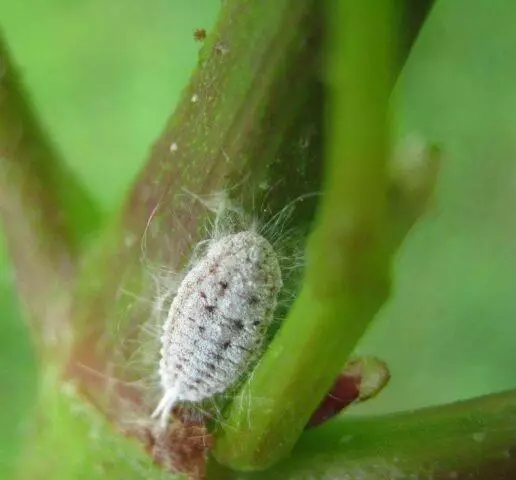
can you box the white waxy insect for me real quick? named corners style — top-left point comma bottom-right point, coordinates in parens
top-left (151, 229), bottom-right (283, 429)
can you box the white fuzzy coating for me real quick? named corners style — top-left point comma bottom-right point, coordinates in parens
top-left (152, 230), bottom-right (283, 428)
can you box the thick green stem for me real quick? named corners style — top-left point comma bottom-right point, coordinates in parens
top-left (65, 1), bottom-right (323, 476)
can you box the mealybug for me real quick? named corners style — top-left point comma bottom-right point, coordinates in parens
top-left (152, 229), bottom-right (282, 429)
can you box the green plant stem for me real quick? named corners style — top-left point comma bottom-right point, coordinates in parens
top-left (67, 0), bottom-right (323, 392)
top-left (0, 29), bottom-right (100, 341)
top-left (65, 1), bottom-right (323, 475)
top-left (212, 0), bottom-right (401, 470)
top-left (242, 389), bottom-right (516, 479)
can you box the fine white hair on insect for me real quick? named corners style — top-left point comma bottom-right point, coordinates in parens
top-left (139, 187), bottom-right (320, 430)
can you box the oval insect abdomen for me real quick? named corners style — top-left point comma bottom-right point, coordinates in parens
top-left (155, 231), bottom-right (282, 425)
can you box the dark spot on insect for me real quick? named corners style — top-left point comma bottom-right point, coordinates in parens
top-left (219, 280), bottom-right (228, 291)
top-left (248, 295), bottom-right (259, 305)
top-left (198, 325), bottom-right (206, 333)
top-left (200, 291), bottom-right (207, 300)
top-left (209, 264), bottom-right (218, 274)
top-left (176, 364), bottom-right (183, 371)
top-left (233, 319), bottom-right (244, 331)
top-left (193, 28), bottom-right (207, 42)
top-left (188, 316), bottom-right (196, 322)
top-left (194, 378), bottom-right (202, 384)
top-left (222, 340), bottom-right (231, 350)
top-left (205, 305), bottom-right (216, 314)
top-left (207, 363), bottom-right (216, 371)
top-left (226, 356), bottom-right (238, 366)
top-left (253, 320), bottom-right (260, 326)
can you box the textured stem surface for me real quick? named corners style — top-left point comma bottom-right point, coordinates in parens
top-left (244, 389), bottom-right (516, 479)
top-left (0, 28), bottom-right (100, 343)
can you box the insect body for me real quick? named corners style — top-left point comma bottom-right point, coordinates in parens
top-left (152, 230), bottom-right (283, 428)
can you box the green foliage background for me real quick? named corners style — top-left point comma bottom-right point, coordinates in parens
top-left (1, 0), bottom-right (516, 478)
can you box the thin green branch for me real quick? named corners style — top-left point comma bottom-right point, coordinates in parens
top-left (245, 389), bottom-right (516, 479)
top-left (0, 28), bottom-right (100, 338)
top-left (212, 0), bottom-right (404, 470)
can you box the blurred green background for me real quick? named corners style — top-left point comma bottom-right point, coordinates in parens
top-left (2, 0), bottom-right (516, 478)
